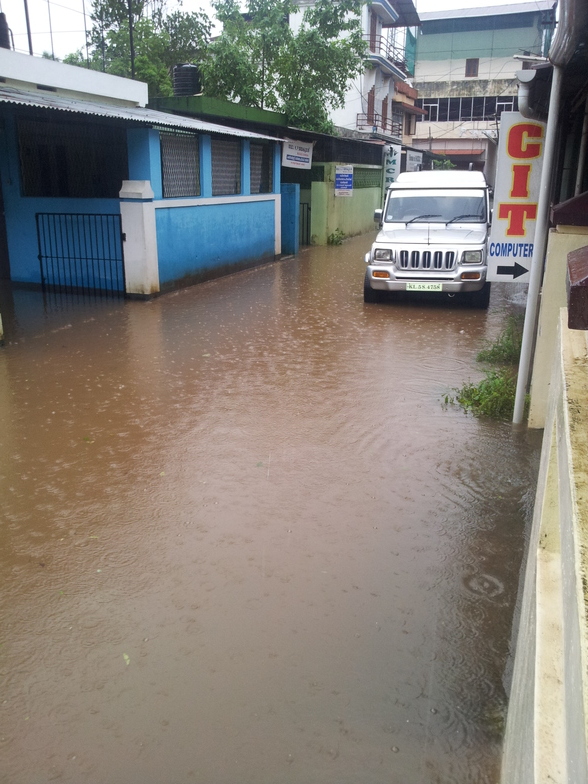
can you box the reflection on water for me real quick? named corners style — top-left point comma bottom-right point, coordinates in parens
top-left (0, 237), bottom-right (540, 784)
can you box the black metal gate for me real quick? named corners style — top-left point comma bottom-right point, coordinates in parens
top-left (299, 202), bottom-right (311, 246)
top-left (36, 213), bottom-right (125, 297)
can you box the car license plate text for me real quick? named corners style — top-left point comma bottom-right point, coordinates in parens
top-left (406, 282), bottom-right (443, 292)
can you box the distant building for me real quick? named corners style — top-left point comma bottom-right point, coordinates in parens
top-left (411, 1), bottom-right (556, 182)
top-left (289, 0), bottom-right (423, 150)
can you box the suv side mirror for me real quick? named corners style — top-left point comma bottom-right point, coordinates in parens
top-left (374, 208), bottom-right (383, 224)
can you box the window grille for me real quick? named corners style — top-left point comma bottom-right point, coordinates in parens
top-left (250, 142), bottom-right (273, 194)
top-left (353, 168), bottom-right (382, 189)
top-left (17, 116), bottom-right (127, 199)
top-left (416, 96), bottom-right (518, 122)
top-left (211, 137), bottom-right (241, 196)
top-left (160, 131), bottom-right (200, 198)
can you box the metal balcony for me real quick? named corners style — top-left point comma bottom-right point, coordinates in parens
top-left (356, 112), bottom-right (402, 139)
top-left (364, 34), bottom-right (411, 78)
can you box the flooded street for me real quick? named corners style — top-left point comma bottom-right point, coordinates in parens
top-left (0, 233), bottom-right (541, 784)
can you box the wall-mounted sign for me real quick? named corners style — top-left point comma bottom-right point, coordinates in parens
top-left (282, 138), bottom-right (313, 170)
top-left (406, 151), bottom-right (422, 172)
top-left (384, 144), bottom-right (401, 192)
top-left (487, 111), bottom-right (546, 283)
top-left (335, 165), bottom-right (353, 197)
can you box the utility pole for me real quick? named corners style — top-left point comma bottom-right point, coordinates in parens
top-left (22, 0), bottom-right (33, 54)
top-left (128, 0), bottom-right (135, 79)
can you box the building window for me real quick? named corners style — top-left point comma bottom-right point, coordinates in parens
top-left (496, 95), bottom-right (518, 116)
top-left (422, 97), bottom-right (439, 122)
top-left (211, 137), bottom-right (242, 196)
top-left (405, 113), bottom-right (416, 136)
top-left (415, 95), bottom-right (518, 122)
top-left (18, 116), bottom-right (128, 198)
top-left (465, 58), bottom-right (479, 77)
top-left (392, 108), bottom-right (403, 137)
top-left (160, 131), bottom-right (200, 198)
top-left (250, 142), bottom-right (273, 194)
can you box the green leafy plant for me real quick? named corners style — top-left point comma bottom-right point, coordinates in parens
top-left (476, 314), bottom-right (524, 364)
top-left (448, 367), bottom-right (522, 420)
top-left (327, 228), bottom-right (345, 245)
top-left (432, 158), bottom-right (456, 170)
top-left (445, 312), bottom-right (527, 420)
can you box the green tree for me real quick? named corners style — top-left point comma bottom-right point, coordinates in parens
top-left (66, 0), bottom-right (211, 97)
top-left (200, 0), bottom-right (367, 132)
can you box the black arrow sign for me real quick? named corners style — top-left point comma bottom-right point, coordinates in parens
top-left (496, 262), bottom-right (529, 279)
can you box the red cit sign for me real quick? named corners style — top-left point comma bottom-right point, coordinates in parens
top-left (488, 112), bottom-right (546, 283)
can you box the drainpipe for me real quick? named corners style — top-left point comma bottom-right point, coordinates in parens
top-left (574, 96), bottom-right (588, 196)
top-left (512, 0), bottom-right (587, 425)
top-left (516, 71), bottom-right (545, 122)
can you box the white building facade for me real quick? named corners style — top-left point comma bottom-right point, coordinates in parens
top-left (411, 1), bottom-right (556, 182)
top-left (290, 0), bottom-right (422, 147)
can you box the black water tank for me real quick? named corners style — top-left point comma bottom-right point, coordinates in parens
top-left (0, 14), bottom-right (11, 50)
top-left (172, 64), bottom-right (202, 96)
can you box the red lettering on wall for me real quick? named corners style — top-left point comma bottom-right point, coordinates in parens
top-left (498, 203), bottom-right (538, 235)
top-left (510, 164), bottom-right (532, 198)
top-left (507, 123), bottom-right (543, 159)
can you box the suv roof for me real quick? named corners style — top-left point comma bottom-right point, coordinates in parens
top-left (389, 170), bottom-right (488, 189)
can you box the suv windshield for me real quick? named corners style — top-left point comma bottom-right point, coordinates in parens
top-left (385, 188), bottom-right (487, 224)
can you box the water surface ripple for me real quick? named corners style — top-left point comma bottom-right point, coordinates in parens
top-left (0, 237), bottom-right (540, 784)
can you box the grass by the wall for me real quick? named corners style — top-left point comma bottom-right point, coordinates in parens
top-left (446, 312), bottom-right (527, 421)
top-left (476, 314), bottom-right (524, 364)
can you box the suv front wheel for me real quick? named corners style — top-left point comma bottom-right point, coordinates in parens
top-left (363, 271), bottom-right (382, 303)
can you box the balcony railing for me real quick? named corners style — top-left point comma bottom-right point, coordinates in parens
top-left (357, 112), bottom-right (402, 139)
top-left (364, 34), bottom-right (410, 76)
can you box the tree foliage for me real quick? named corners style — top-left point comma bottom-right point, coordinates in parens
top-left (200, 0), bottom-right (367, 132)
top-left (65, 0), bottom-right (211, 97)
top-left (64, 0), bottom-right (367, 131)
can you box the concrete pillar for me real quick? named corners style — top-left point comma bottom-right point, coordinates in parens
top-left (280, 183), bottom-right (300, 256)
top-left (242, 140), bottom-right (251, 196)
top-left (200, 136), bottom-right (212, 198)
top-left (273, 142), bottom-right (282, 194)
top-left (127, 128), bottom-right (162, 199)
top-left (119, 180), bottom-right (160, 298)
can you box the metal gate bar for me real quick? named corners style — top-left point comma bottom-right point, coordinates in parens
top-left (299, 202), bottom-right (311, 246)
top-left (36, 213), bottom-right (125, 297)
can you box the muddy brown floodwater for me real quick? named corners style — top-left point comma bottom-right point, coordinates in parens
top-left (0, 233), bottom-right (541, 784)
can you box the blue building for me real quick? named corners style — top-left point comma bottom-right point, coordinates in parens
top-left (0, 48), bottom-right (283, 298)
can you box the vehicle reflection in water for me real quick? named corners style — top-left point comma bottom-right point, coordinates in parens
top-left (0, 234), bottom-right (540, 784)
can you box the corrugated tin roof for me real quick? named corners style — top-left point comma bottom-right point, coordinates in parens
top-left (419, 0), bottom-right (555, 22)
top-left (0, 86), bottom-right (279, 141)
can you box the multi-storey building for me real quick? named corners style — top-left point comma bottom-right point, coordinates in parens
top-left (411, 1), bottom-right (556, 182)
top-left (290, 0), bottom-right (421, 148)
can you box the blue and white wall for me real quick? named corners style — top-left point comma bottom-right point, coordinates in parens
top-left (125, 127), bottom-right (282, 293)
top-left (0, 110), bottom-right (282, 295)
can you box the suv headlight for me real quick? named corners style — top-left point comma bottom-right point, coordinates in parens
top-left (462, 250), bottom-right (483, 264)
top-left (374, 248), bottom-right (392, 261)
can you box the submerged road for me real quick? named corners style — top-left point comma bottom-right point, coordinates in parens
top-left (0, 234), bottom-right (540, 784)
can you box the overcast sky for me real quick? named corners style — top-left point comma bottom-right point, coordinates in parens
top-left (5, 0), bottom-right (545, 60)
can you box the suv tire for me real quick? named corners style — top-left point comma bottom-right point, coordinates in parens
top-left (363, 272), bottom-right (381, 303)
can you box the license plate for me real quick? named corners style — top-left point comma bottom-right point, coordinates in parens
top-left (406, 282), bottom-right (443, 292)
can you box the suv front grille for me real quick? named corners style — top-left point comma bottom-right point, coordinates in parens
top-left (398, 250), bottom-right (456, 270)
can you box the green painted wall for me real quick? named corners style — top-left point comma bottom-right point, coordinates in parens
top-left (417, 13), bottom-right (545, 61)
top-left (309, 164), bottom-right (381, 245)
top-left (417, 27), bottom-right (541, 60)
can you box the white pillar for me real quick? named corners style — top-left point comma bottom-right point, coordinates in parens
top-left (119, 180), bottom-right (160, 297)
